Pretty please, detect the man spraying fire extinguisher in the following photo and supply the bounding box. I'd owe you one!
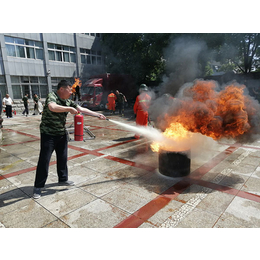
[33,80,106,199]
[133,84,151,139]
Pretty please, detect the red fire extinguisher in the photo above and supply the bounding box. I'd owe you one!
[74,113,84,141]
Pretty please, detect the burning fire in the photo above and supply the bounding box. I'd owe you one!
[151,80,258,152]
[151,122,191,152]
[71,78,82,93]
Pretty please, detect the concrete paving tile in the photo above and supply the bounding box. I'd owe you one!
[43,219,70,228]
[98,142,139,156]
[196,190,235,215]
[241,156,260,167]
[213,217,249,228]
[67,148,84,157]
[146,199,184,227]
[79,175,126,197]
[0,149,15,159]
[117,144,158,167]
[67,154,97,167]
[0,178,17,194]
[2,143,35,155]
[251,166,260,179]
[3,113,260,228]
[0,199,57,228]
[124,170,181,195]
[16,149,40,161]
[67,165,103,185]
[202,160,233,179]
[223,147,248,162]
[7,172,36,196]
[250,150,260,158]
[201,171,225,182]
[217,172,250,190]
[139,222,156,228]
[173,208,220,228]
[0,188,31,215]
[176,184,210,204]
[37,187,96,218]
[60,199,130,228]
[22,141,40,149]
[230,164,257,176]
[103,165,150,185]
[101,184,158,214]
[221,196,260,227]
[1,138,17,145]
[0,159,35,175]
[240,176,260,196]
[83,157,126,173]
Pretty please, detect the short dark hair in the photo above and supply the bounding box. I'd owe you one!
[57,80,71,90]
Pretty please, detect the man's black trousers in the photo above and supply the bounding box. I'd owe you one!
[34,133,68,188]
[5,105,12,117]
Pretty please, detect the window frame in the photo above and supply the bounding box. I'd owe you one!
[47,43,76,63]
[4,36,44,60]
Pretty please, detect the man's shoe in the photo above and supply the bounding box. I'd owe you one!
[33,188,41,199]
[58,180,75,186]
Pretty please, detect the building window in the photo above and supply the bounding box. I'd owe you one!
[4,36,43,60]
[47,43,76,63]
[10,76,48,99]
[0,75,7,97]
[80,48,102,65]
[82,33,101,37]
[51,77,72,92]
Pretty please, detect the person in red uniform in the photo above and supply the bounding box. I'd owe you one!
[107,90,117,114]
[133,84,151,139]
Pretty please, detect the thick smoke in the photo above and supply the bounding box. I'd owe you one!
[149,36,211,123]
[149,35,260,150]
[161,36,210,96]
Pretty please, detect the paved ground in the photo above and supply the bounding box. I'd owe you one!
[1,109,260,229]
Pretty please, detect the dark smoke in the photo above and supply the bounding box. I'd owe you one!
[160,36,210,96]
[149,36,260,143]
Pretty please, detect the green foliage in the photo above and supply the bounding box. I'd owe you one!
[101,33,260,88]
[204,62,214,76]
[101,33,172,84]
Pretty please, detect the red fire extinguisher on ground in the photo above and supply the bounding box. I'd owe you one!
[74,113,84,141]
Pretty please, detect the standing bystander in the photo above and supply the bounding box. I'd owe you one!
[115,90,127,116]
[33,93,41,115]
[2,94,13,118]
[22,93,29,116]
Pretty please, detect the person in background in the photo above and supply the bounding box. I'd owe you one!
[22,93,29,117]
[74,85,81,101]
[107,90,117,114]
[33,80,106,199]
[2,94,13,118]
[33,93,40,115]
[115,90,127,116]
[133,84,151,139]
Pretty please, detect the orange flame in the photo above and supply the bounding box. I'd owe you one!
[175,81,252,139]
[151,122,191,152]
[151,80,257,153]
[71,78,82,93]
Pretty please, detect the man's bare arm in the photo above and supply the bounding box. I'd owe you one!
[48,102,78,114]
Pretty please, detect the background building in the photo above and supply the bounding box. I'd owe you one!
[0,33,105,100]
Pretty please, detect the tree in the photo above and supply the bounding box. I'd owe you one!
[219,33,260,73]
[101,33,172,84]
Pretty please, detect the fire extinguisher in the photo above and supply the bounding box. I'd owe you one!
[74,113,84,141]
